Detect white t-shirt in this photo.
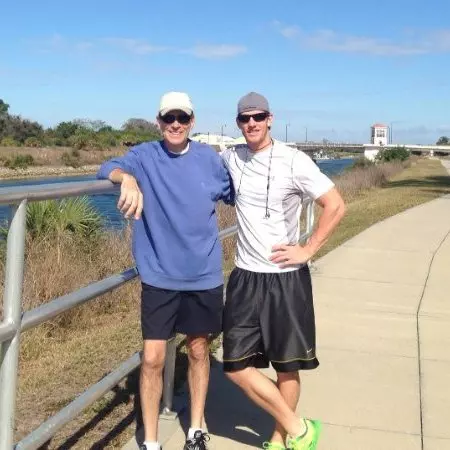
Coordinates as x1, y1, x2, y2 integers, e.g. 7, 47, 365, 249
221, 140, 334, 273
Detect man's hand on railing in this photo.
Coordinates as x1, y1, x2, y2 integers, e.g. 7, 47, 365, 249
117, 174, 143, 220
269, 244, 313, 268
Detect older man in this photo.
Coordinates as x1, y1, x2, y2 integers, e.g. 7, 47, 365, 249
221, 92, 345, 450
98, 92, 234, 450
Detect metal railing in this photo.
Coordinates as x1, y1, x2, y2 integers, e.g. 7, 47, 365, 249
0, 179, 314, 449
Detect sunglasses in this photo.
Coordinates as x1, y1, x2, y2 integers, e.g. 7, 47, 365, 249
159, 113, 192, 125
237, 112, 269, 123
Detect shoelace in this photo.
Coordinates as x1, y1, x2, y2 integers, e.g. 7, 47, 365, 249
186, 432, 210, 450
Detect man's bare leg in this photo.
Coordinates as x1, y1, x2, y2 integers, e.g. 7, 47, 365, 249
269, 372, 301, 445
226, 368, 305, 438
186, 335, 210, 429
140, 339, 167, 442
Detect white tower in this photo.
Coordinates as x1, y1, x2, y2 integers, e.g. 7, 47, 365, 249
371, 123, 388, 146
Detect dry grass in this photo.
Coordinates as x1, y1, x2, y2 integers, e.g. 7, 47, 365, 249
3, 157, 449, 448
334, 160, 407, 202
0, 146, 126, 167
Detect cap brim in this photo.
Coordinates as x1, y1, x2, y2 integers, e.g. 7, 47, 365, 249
159, 107, 193, 116
238, 107, 270, 114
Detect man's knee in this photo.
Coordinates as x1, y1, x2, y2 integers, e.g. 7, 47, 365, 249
225, 367, 252, 386
277, 371, 300, 383
141, 340, 166, 374
187, 335, 210, 363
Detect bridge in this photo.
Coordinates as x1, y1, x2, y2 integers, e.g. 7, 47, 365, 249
294, 142, 365, 153
293, 142, 450, 158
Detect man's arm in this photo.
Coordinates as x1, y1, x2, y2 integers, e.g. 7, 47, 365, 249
270, 187, 345, 266
97, 146, 144, 220
217, 153, 235, 206
303, 187, 345, 257
108, 168, 144, 220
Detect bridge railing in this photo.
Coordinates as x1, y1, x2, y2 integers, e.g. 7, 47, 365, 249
0, 180, 314, 449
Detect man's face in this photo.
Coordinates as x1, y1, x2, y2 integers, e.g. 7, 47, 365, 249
157, 109, 194, 147
236, 110, 272, 147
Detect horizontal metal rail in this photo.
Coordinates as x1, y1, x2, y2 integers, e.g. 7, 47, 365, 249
20, 268, 139, 334
0, 180, 119, 206
0, 179, 314, 450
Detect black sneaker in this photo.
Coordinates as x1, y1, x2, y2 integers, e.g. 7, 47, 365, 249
140, 445, 162, 450
183, 430, 210, 450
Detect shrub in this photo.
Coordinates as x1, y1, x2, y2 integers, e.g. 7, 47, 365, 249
61, 150, 82, 168
97, 132, 118, 149
1, 137, 20, 147
376, 146, 409, 162
26, 197, 103, 239
4, 154, 34, 169
349, 157, 375, 169
68, 132, 89, 150
24, 137, 43, 148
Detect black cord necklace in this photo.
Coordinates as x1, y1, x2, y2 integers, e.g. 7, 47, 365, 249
236, 140, 274, 219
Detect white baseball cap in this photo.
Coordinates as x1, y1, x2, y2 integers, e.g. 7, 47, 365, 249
159, 92, 194, 116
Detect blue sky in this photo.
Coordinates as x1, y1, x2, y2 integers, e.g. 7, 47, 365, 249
1, 0, 449, 144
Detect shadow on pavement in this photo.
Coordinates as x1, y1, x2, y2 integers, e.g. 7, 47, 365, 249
176, 355, 273, 448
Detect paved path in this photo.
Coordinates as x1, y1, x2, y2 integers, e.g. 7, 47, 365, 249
125, 162, 450, 450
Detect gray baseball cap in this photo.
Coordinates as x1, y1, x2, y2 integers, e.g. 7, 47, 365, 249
237, 92, 270, 115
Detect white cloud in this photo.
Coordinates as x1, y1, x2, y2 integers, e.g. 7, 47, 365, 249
182, 44, 247, 59
273, 21, 450, 56
102, 38, 168, 54
27, 34, 247, 61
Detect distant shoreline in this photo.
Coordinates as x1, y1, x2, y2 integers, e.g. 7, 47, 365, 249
0, 165, 100, 180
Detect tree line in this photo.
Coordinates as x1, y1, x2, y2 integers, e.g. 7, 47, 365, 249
0, 99, 162, 150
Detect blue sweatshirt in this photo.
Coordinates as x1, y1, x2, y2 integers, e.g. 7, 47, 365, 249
97, 140, 234, 290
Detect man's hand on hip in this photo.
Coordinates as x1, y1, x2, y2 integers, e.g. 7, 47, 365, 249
269, 244, 313, 268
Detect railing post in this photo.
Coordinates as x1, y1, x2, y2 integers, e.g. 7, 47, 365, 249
0, 200, 27, 449
306, 201, 315, 234
305, 201, 316, 270
160, 337, 177, 419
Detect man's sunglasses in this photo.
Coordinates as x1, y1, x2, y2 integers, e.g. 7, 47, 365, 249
237, 112, 269, 123
159, 113, 192, 125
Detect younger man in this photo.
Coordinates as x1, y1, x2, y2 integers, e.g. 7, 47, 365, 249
221, 92, 345, 449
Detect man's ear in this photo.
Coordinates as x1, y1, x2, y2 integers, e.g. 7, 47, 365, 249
267, 113, 274, 129
156, 116, 163, 131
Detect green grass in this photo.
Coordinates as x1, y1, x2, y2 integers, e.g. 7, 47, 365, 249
316, 158, 450, 259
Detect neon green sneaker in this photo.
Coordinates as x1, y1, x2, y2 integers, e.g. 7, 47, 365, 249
287, 419, 322, 450
262, 442, 286, 450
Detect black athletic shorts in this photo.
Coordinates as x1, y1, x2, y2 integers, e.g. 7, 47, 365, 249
141, 283, 224, 340
223, 266, 319, 373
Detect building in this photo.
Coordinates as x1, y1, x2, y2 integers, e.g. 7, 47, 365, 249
371, 123, 389, 146
190, 133, 235, 150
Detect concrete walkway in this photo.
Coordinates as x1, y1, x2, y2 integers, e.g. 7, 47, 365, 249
125, 165, 450, 450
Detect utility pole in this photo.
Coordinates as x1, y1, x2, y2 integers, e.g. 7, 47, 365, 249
285, 123, 290, 142
305, 127, 308, 143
